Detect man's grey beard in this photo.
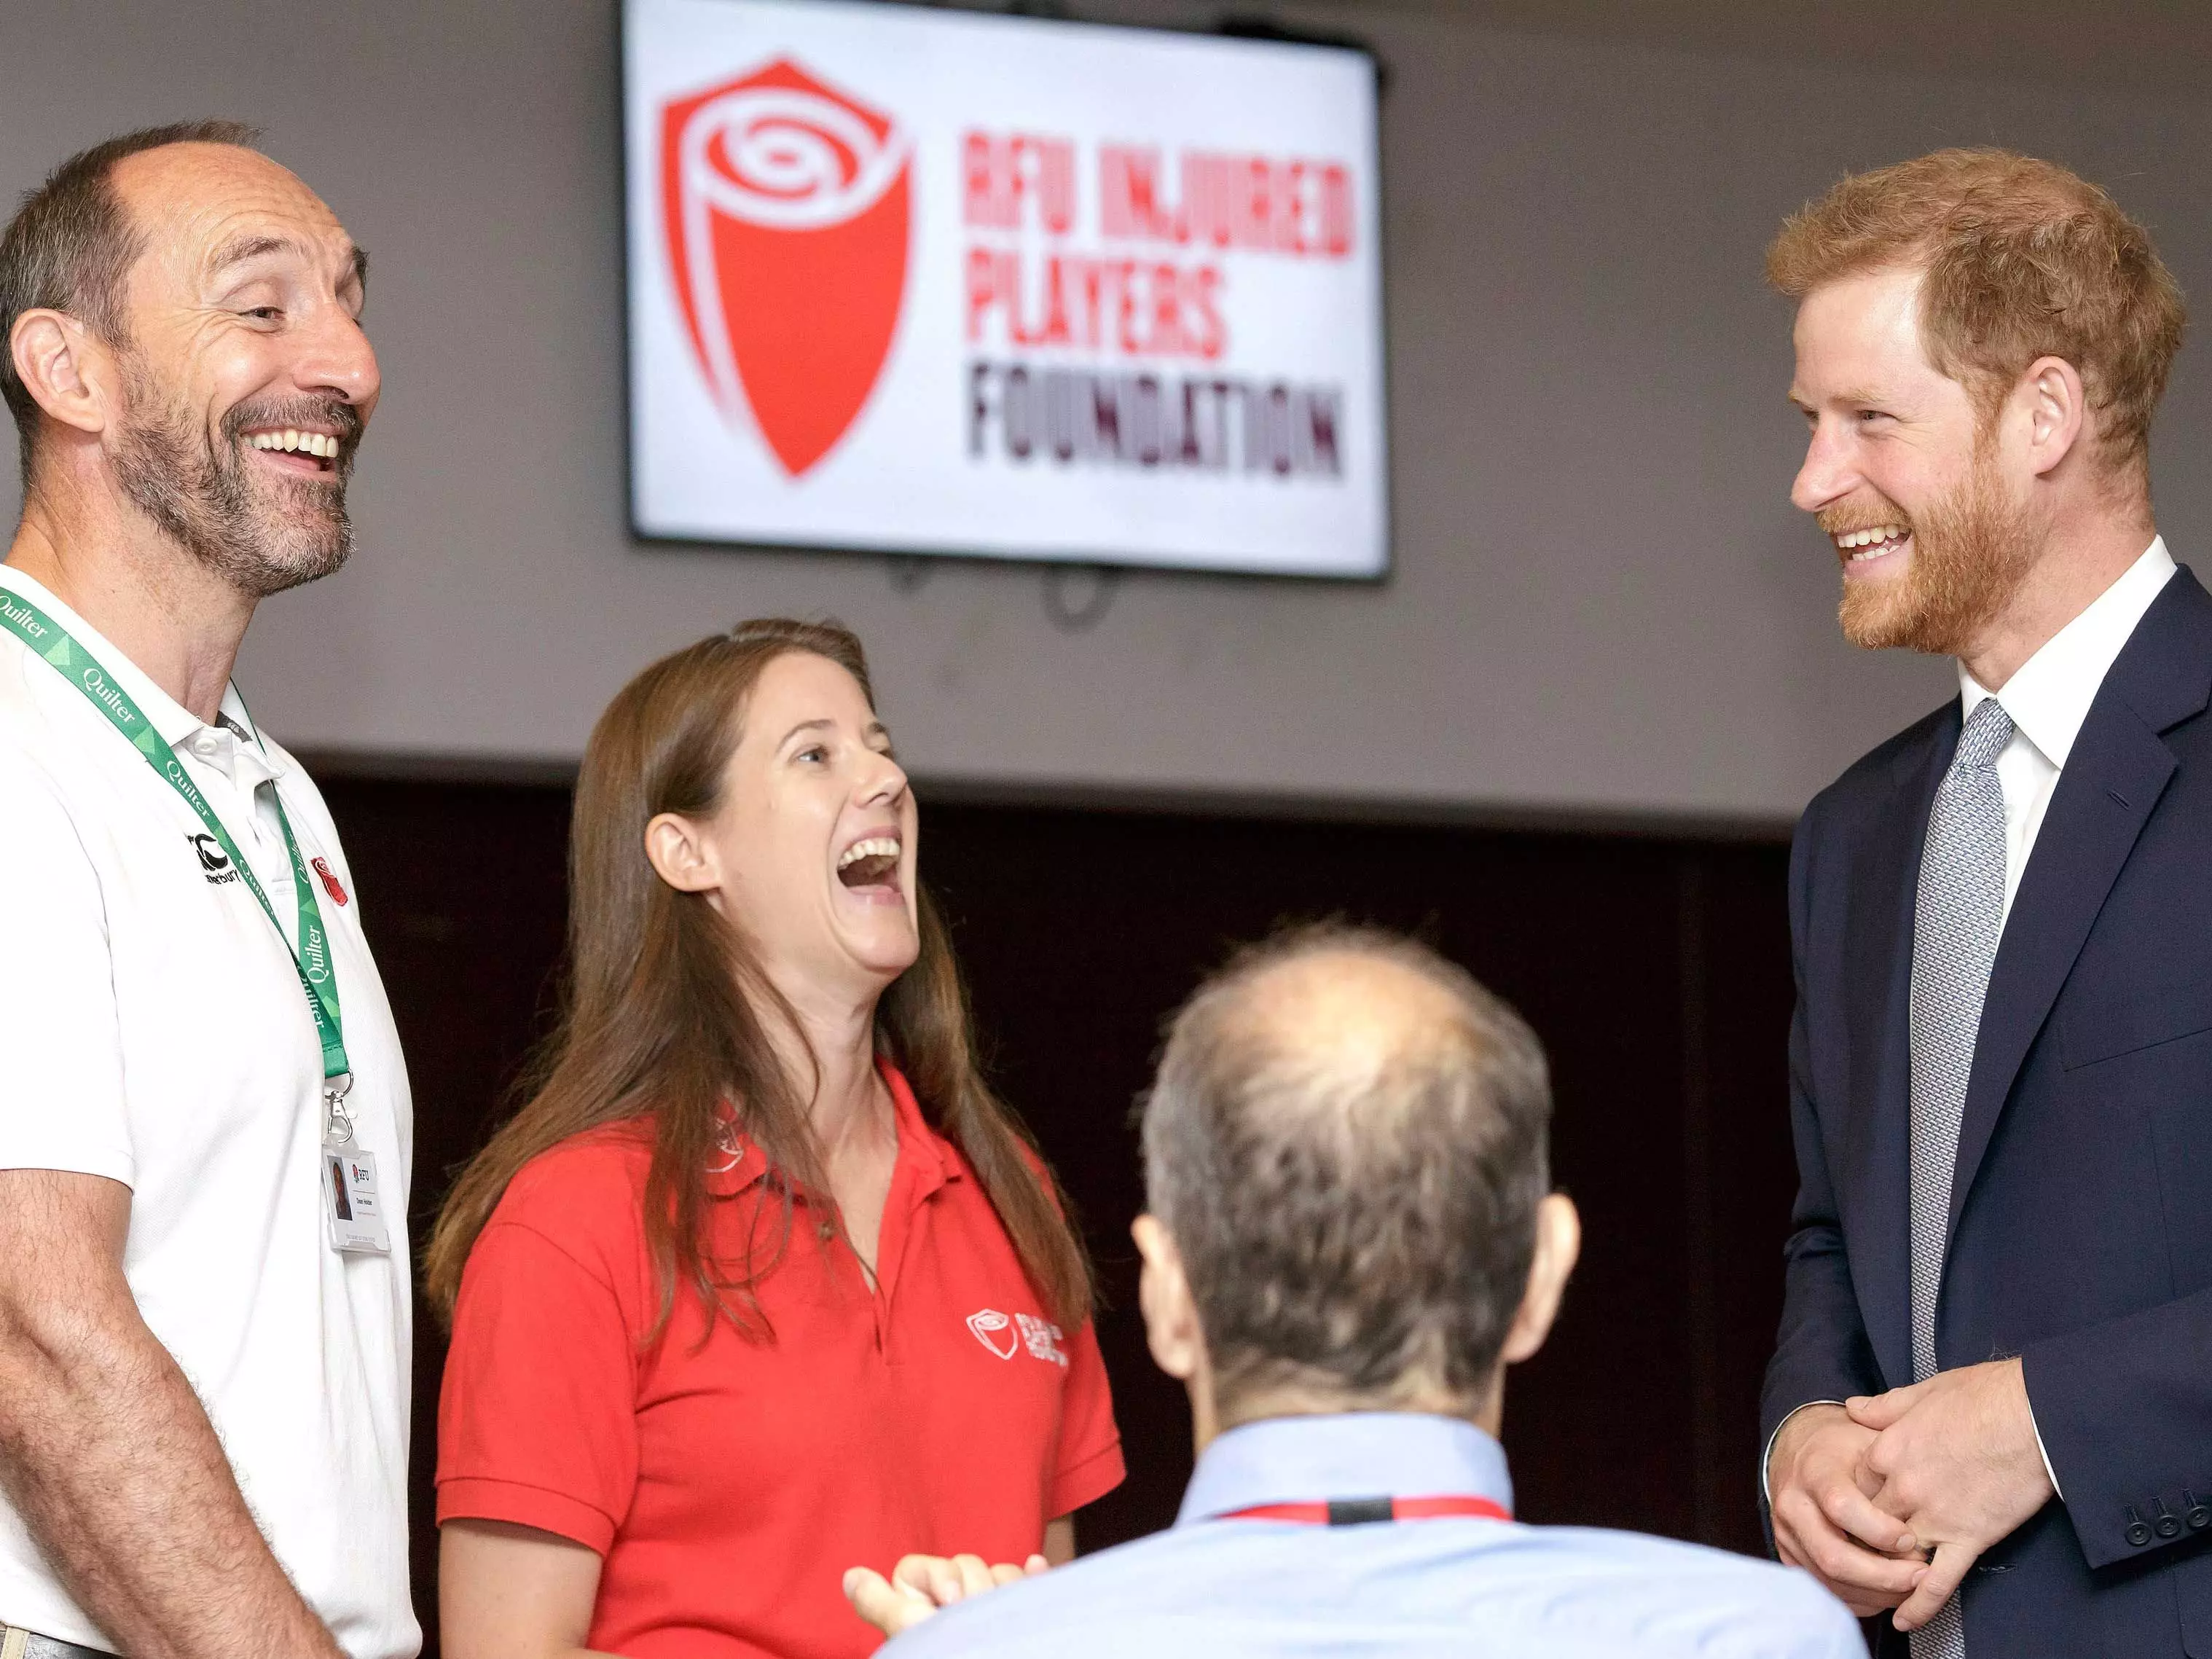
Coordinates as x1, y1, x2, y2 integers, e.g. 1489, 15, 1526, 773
1838, 449, 2039, 656
111, 356, 360, 600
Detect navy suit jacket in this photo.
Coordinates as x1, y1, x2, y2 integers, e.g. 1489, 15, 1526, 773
1764, 565, 2212, 1655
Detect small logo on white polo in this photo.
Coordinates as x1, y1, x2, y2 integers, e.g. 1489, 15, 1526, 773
967, 1309, 1017, 1360
188, 834, 238, 886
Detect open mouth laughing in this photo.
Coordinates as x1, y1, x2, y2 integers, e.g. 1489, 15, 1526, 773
1832, 522, 1910, 573
243, 426, 343, 476
836, 834, 903, 903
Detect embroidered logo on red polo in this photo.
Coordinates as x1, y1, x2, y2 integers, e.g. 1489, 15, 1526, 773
968, 1309, 1018, 1360
1016, 1312, 1069, 1368
660, 57, 912, 478
968, 1308, 1068, 1365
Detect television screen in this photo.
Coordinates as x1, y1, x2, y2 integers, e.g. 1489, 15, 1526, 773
624, 0, 1388, 577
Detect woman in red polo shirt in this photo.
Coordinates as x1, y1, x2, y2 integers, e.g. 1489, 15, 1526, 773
425, 619, 1123, 1659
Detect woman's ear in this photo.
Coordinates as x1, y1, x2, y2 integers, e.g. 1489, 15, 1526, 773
644, 812, 721, 895
1499, 1193, 1582, 1368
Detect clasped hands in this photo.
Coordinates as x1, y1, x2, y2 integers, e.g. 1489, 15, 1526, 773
1768, 1357, 2055, 1628
843, 1549, 1048, 1638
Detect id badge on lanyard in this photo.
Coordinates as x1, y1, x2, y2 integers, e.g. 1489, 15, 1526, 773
321, 1110, 392, 1255
0, 585, 389, 1255
318, 1064, 389, 1255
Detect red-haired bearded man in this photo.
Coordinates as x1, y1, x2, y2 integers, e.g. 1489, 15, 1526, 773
1762, 146, 2208, 1658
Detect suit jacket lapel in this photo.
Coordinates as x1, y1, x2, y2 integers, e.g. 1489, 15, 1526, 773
1843, 712, 1953, 1391
1948, 570, 2212, 1242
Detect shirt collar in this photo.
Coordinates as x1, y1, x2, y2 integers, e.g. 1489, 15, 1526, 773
217, 686, 286, 782
1959, 536, 2175, 771
1174, 1411, 1514, 1528
0, 563, 281, 779
879, 1058, 965, 1196
707, 1058, 962, 1199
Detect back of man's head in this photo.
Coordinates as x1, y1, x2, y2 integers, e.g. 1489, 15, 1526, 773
1140, 925, 1552, 1425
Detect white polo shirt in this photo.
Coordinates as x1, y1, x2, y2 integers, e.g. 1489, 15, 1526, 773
0, 566, 417, 1658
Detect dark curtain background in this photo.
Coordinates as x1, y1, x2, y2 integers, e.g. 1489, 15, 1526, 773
315, 775, 1798, 1655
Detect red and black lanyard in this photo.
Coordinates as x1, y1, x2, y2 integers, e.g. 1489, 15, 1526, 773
1220, 1496, 1511, 1526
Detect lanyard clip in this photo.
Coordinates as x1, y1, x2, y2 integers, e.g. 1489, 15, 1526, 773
323, 1072, 355, 1146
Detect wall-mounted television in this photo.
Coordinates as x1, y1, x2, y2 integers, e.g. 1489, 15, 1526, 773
624, 0, 1388, 577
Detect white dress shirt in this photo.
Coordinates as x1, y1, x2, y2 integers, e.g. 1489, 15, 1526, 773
1963, 536, 2177, 920
1768, 536, 2177, 1506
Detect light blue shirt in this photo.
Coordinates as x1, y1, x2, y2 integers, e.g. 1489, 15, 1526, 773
885, 1412, 1863, 1658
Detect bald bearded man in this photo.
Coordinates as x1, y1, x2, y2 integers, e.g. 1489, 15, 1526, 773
0, 124, 412, 1658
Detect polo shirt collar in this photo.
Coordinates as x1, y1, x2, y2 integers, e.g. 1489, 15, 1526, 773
705, 1058, 963, 1199
0, 563, 281, 781
217, 686, 286, 782
706, 1119, 770, 1197
1174, 1411, 1514, 1527
879, 1058, 965, 1197
1958, 535, 2175, 772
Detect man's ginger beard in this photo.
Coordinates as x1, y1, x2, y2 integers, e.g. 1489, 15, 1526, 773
110, 348, 359, 600
1831, 442, 2039, 656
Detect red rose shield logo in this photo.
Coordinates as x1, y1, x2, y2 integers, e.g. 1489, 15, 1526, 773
966, 1309, 1017, 1360
661, 59, 911, 477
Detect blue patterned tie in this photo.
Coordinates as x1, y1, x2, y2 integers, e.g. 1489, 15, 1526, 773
1906, 696, 2014, 1659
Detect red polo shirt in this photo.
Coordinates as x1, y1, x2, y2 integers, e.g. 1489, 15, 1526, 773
436, 1064, 1123, 1659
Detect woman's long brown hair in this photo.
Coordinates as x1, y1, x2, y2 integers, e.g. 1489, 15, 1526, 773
423, 619, 1092, 1338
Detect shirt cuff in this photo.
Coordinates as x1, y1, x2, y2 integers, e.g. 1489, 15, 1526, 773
0, 1144, 136, 1189
1762, 1389, 2063, 1505
1048, 1437, 1126, 1520
1762, 1400, 1845, 1505
2026, 1393, 2064, 1500
436, 1475, 618, 1555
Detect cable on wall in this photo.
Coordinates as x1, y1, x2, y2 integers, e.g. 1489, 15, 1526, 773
1042, 564, 1120, 632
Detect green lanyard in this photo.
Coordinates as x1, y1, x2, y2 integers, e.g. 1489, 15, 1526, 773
0, 584, 355, 1132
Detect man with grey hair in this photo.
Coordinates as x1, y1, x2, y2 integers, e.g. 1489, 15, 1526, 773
848, 926, 1858, 1655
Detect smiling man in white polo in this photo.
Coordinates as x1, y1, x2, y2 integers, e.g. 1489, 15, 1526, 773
0, 124, 414, 1658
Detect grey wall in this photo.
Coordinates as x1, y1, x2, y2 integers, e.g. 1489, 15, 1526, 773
5, 0, 2208, 824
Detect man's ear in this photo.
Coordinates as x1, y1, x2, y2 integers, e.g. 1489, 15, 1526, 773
1132, 1214, 1204, 1383
9, 310, 115, 442
1499, 1193, 1581, 1367
643, 812, 721, 895
2014, 354, 2087, 481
